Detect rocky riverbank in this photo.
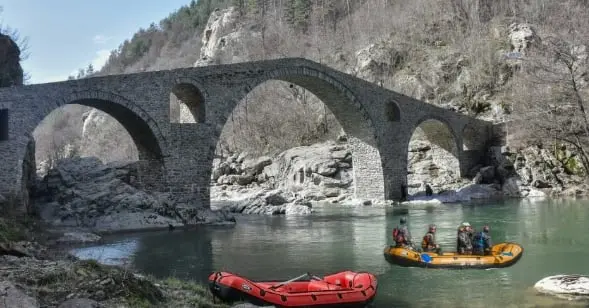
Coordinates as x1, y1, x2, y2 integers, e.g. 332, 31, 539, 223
0, 216, 265, 308
31, 157, 236, 235
29, 136, 589, 228
210, 138, 589, 210
0, 218, 233, 308
210, 139, 355, 215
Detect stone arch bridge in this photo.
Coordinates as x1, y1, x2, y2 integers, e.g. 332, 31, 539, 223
0, 58, 501, 207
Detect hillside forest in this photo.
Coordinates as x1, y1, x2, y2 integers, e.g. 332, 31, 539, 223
16, 0, 589, 178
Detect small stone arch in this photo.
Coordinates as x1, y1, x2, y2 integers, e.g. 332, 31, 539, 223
0, 108, 8, 141
170, 79, 207, 124
385, 100, 401, 122
462, 122, 487, 151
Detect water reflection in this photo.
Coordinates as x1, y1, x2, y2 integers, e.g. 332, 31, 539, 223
131, 228, 214, 281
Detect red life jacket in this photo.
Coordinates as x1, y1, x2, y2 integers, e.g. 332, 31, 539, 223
393, 228, 405, 243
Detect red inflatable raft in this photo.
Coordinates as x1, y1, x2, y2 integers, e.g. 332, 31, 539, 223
208, 271, 378, 307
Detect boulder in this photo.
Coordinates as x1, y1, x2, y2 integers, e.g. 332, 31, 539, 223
224, 189, 312, 216
508, 23, 538, 55
58, 298, 100, 308
232, 303, 275, 308
534, 275, 589, 301
32, 157, 235, 232
0, 281, 40, 308
502, 177, 523, 197
210, 141, 357, 214
55, 232, 102, 245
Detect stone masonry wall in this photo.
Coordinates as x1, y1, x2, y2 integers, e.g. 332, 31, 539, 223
0, 58, 496, 208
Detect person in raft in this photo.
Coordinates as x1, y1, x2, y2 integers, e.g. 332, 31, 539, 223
472, 225, 493, 255
456, 222, 473, 254
392, 217, 413, 248
421, 224, 442, 254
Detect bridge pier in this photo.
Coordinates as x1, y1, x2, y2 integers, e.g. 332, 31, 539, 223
165, 124, 213, 207
375, 127, 410, 202
349, 137, 387, 201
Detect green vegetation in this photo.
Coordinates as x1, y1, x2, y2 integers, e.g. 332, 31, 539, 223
0, 6, 30, 84
0, 217, 27, 242
101, 0, 232, 75
159, 277, 230, 307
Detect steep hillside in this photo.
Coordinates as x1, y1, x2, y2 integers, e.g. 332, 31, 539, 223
33, 0, 589, 189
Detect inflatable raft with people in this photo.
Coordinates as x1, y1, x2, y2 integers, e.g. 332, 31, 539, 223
383, 242, 524, 269
208, 270, 378, 307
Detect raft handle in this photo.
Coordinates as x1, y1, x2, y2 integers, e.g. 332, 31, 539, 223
337, 293, 343, 299
361, 290, 366, 296
281, 295, 287, 302
311, 294, 317, 301
260, 290, 266, 297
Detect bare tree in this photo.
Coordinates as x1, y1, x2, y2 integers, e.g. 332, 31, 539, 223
512, 2, 589, 173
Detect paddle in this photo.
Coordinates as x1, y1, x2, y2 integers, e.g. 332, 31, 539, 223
269, 273, 311, 290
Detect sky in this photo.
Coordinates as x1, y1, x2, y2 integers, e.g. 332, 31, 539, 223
1, 0, 192, 84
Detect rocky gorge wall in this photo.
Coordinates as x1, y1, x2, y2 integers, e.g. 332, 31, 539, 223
26, 4, 589, 217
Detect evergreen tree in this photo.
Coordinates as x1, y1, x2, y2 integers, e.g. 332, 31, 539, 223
293, 0, 312, 32
86, 63, 94, 76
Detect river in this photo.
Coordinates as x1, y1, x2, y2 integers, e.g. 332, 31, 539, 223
70, 198, 589, 307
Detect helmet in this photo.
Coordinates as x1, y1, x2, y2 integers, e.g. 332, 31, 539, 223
429, 224, 436, 232
483, 225, 490, 232
400, 217, 407, 224
460, 222, 471, 227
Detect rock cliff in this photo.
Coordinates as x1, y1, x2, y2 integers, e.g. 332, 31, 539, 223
35, 5, 589, 212
32, 157, 235, 233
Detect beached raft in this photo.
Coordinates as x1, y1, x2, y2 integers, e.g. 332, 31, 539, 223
208, 270, 378, 307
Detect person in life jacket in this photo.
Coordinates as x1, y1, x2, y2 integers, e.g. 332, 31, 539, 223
421, 224, 442, 254
456, 222, 473, 254
472, 225, 493, 255
392, 217, 412, 248
466, 224, 475, 243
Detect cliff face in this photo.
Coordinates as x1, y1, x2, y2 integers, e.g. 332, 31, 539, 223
32, 2, 589, 198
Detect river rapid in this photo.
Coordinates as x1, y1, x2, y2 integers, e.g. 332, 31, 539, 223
70, 198, 589, 307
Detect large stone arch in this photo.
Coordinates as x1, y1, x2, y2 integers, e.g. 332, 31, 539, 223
405, 116, 462, 195
216, 66, 386, 200
21, 90, 169, 193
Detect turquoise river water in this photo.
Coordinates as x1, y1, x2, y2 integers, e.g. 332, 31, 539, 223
70, 198, 589, 307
